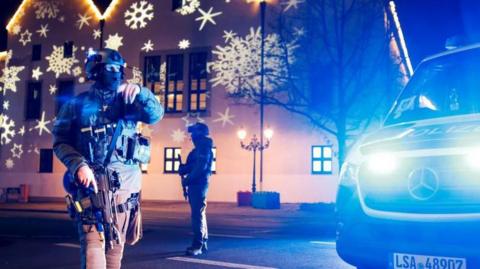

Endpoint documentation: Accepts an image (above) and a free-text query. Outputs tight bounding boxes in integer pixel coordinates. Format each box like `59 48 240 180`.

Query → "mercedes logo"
407 167 439 201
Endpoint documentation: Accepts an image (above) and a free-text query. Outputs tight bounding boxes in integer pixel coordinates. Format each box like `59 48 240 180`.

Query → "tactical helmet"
85 48 125 80
188 122 209 137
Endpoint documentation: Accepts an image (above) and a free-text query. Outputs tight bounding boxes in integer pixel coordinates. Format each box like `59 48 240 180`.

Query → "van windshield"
385 49 480 125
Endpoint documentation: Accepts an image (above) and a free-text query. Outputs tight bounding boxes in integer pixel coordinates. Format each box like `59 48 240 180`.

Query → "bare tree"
227 0 405 168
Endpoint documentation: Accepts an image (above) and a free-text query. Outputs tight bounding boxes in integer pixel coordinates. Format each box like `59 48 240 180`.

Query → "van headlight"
366 152 398 174
466 147 480 170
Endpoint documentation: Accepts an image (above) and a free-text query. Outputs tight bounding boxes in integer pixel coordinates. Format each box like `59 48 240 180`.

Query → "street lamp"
237 127 273 193
259 0 267 190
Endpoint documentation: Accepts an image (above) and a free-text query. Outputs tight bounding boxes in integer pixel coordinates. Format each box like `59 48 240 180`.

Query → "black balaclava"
93 65 123 104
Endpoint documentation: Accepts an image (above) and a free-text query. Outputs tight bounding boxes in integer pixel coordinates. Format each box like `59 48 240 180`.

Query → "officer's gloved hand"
118 83 140 104
76 165 98 193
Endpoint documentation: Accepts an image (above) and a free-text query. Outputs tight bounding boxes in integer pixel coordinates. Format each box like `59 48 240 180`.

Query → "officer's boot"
186 245 203 256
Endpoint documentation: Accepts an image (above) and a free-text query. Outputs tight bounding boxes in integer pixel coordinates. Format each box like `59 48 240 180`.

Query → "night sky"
0 0 475 67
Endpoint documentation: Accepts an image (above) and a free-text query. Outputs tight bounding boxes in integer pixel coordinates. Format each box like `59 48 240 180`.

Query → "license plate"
393 252 466 269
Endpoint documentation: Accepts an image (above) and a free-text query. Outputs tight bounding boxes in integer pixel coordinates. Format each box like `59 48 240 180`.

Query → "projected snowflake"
210 27 297 95
0 114 16 145
45 45 79 78
105 33 124 50
124 1 154 30
33 1 60 19
0 65 25 96
176 0 200 15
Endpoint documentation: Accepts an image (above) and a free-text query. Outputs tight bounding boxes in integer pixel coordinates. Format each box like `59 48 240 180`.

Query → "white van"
335 44 480 269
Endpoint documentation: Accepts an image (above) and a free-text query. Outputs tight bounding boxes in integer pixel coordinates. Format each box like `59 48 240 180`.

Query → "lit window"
164 147 182 173
165 54 184 113
189 52 208 112
211 147 217 174
312 145 333 174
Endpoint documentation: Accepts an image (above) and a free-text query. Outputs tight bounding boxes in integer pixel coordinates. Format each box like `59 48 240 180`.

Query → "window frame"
25 81 42 121
311 145 333 175
164 147 182 174
211 147 217 174
39 148 53 173
188 52 208 112
55 79 75 115
141 47 211 116
32 44 42 61
165 54 185 113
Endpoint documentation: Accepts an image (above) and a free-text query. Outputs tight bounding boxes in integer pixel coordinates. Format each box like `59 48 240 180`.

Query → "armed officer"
53 48 163 269
178 122 214 256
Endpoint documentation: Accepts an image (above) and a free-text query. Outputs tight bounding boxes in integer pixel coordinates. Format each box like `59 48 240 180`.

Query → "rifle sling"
104 119 124 167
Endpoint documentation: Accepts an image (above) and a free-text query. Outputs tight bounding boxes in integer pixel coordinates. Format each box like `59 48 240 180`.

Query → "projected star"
142 40 154 52
32 67 43 80
36 24 49 38
93 29 101 39
195 7 222 31
31 111 51 136
223 30 236 42
76 13 91 29
283 0 304 11
212 107 235 127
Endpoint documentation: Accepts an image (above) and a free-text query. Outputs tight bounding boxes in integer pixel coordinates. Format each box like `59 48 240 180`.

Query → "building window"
56 80 75 114
165 54 184 113
64 41 73 58
32 44 41 61
143 50 210 114
189 52 208 112
211 147 217 174
144 55 163 102
312 145 333 174
164 147 181 173
25 81 42 120
39 149 53 173
172 0 184 11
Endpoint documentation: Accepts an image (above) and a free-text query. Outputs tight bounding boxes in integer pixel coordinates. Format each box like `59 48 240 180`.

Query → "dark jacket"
179 137 214 186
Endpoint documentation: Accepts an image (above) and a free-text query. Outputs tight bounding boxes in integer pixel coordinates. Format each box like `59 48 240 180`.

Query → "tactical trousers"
188 184 209 247
77 194 131 269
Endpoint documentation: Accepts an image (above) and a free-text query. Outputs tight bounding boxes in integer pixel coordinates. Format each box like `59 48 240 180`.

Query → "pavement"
0 200 349 269
0 200 337 238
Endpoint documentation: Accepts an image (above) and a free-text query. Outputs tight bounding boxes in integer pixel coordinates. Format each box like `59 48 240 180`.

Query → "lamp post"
259 0 267 190
237 128 273 193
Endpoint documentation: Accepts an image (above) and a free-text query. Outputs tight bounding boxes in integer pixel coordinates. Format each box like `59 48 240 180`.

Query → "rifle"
178 158 188 201
88 163 121 249
64 120 124 249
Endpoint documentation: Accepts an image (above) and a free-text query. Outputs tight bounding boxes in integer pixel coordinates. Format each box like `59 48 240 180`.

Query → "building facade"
0 0 405 203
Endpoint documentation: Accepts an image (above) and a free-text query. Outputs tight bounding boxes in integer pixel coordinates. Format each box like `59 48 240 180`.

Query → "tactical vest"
73 92 150 165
